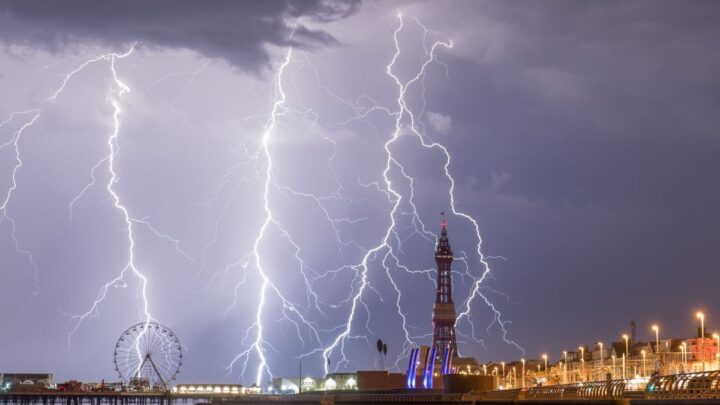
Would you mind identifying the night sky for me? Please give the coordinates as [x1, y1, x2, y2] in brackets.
[1, 0, 720, 386]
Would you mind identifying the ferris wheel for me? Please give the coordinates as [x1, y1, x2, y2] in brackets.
[113, 322, 182, 388]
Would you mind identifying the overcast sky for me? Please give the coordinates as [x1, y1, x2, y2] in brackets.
[1, 0, 720, 385]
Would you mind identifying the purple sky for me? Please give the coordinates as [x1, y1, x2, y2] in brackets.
[1, 0, 720, 386]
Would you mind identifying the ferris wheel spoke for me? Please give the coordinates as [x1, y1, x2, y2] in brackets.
[117, 350, 141, 361]
[156, 364, 170, 380]
[145, 325, 157, 349]
[118, 354, 141, 364]
[121, 357, 142, 373]
[136, 329, 149, 355]
[122, 345, 144, 366]
[148, 328, 164, 353]
[116, 344, 141, 353]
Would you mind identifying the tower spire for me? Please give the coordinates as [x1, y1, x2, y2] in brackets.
[432, 213, 457, 357]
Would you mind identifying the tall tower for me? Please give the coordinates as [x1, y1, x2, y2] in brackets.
[432, 213, 457, 356]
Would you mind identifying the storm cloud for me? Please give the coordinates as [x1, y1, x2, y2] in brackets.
[0, 0, 359, 72]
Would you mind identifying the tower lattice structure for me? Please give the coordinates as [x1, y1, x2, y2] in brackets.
[432, 214, 457, 356]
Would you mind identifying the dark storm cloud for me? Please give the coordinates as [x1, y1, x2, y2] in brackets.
[432, 0, 720, 209]
[0, 0, 359, 72]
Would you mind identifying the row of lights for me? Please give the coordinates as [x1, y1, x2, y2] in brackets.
[173, 386, 242, 394]
[500, 311, 718, 386]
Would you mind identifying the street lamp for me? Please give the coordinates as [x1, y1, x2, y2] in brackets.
[622, 334, 630, 378]
[641, 350, 647, 377]
[714, 333, 720, 371]
[622, 334, 630, 357]
[697, 312, 706, 371]
[681, 342, 687, 373]
[558, 361, 563, 383]
[652, 325, 660, 351]
[521, 358, 525, 389]
[652, 324, 660, 374]
[542, 354, 548, 372]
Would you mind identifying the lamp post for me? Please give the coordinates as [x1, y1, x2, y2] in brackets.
[521, 358, 525, 389]
[641, 350, 647, 377]
[697, 312, 706, 371]
[714, 333, 720, 370]
[681, 342, 687, 373]
[623, 334, 630, 378]
[623, 334, 630, 357]
[652, 324, 660, 374]
[558, 361, 563, 384]
[652, 325, 660, 352]
[542, 354, 548, 373]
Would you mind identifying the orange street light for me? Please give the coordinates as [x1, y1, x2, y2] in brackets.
[697, 312, 706, 371]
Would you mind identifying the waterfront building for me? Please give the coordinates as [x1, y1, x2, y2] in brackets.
[0, 374, 53, 391]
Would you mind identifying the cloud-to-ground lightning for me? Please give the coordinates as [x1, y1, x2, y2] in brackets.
[0, 111, 42, 292]
[48, 47, 157, 376]
[385, 14, 525, 356]
[47, 46, 190, 360]
[225, 45, 302, 386]
[224, 44, 343, 386]
[0, 45, 166, 375]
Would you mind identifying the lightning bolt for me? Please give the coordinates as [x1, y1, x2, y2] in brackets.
[244, 45, 294, 386]
[0, 111, 42, 293]
[47, 47, 156, 375]
[390, 14, 525, 356]
[0, 44, 163, 378]
[225, 46, 298, 386]
[147, 61, 211, 106]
